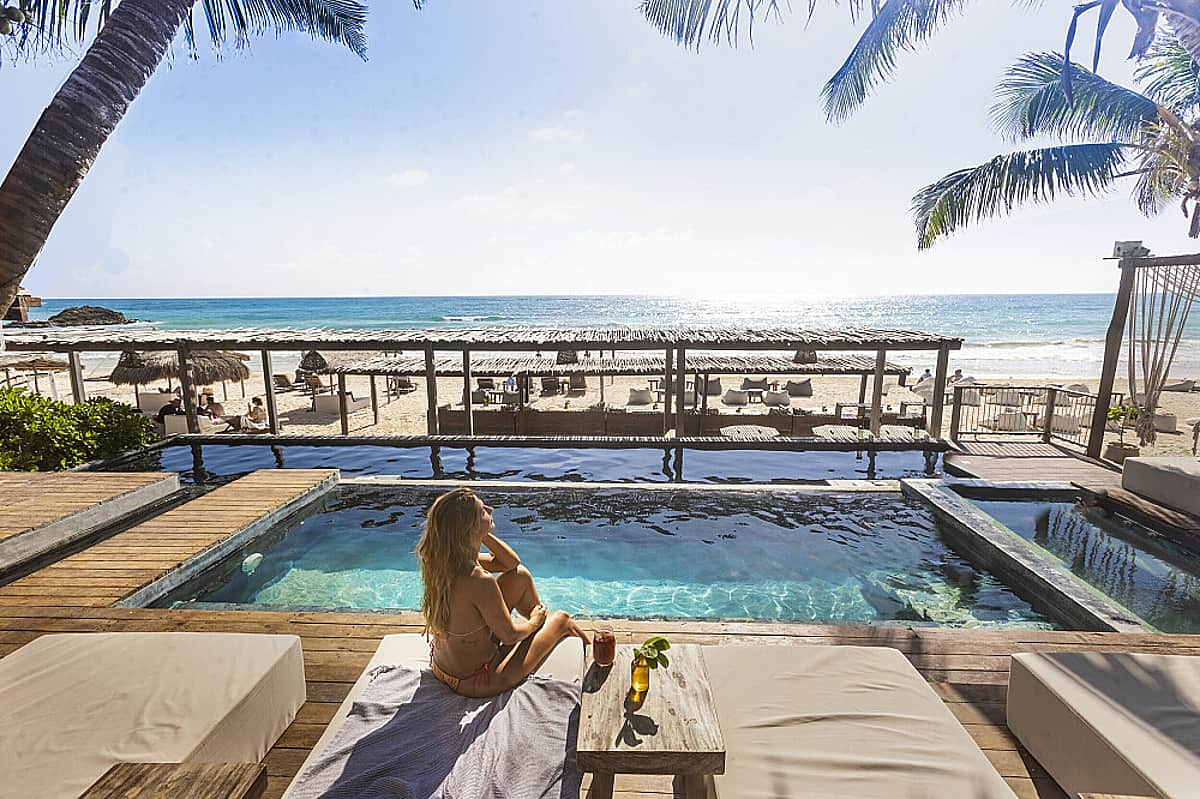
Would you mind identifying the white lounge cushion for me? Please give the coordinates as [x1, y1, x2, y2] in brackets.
[992, 409, 1030, 432]
[285, 633, 584, 796]
[1008, 651, 1200, 799]
[1155, 411, 1179, 433]
[703, 646, 1015, 798]
[0, 632, 305, 799]
[989, 388, 1023, 406]
[163, 414, 226, 435]
[784, 378, 812, 397]
[762, 390, 789, 407]
[627, 387, 653, 405]
[721, 389, 748, 406]
[1123, 456, 1200, 518]
[314, 393, 370, 414]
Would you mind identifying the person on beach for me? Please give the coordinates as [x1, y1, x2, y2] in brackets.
[417, 487, 588, 698]
[240, 396, 268, 431]
[950, 369, 964, 383]
[155, 396, 185, 423]
[504, 374, 518, 393]
[918, 368, 933, 382]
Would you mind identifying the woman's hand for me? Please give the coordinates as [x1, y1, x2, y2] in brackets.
[478, 531, 521, 573]
[529, 603, 548, 629]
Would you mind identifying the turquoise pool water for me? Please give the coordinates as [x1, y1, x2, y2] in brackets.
[972, 499, 1200, 634]
[160, 486, 1052, 628]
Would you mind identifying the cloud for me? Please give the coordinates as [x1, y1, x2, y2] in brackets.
[386, 168, 431, 188]
[528, 125, 583, 144]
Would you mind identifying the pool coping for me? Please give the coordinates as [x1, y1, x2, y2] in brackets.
[901, 478, 1151, 634]
[341, 476, 904, 492]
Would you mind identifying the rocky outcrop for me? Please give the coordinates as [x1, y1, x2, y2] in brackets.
[46, 306, 133, 326]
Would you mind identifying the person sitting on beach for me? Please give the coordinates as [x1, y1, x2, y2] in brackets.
[504, 374, 518, 392]
[240, 397, 268, 431]
[417, 488, 587, 698]
[155, 397, 184, 423]
[918, 368, 933, 382]
[949, 369, 964, 384]
[207, 399, 226, 418]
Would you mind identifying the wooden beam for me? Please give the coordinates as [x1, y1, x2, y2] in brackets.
[857, 373, 868, 404]
[462, 350, 474, 436]
[424, 345, 439, 435]
[176, 348, 199, 434]
[67, 351, 86, 405]
[260, 351, 279, 435]
[675, 346, 686, 436]
[869, 349, 886, 435]
[663, 347, 673, 435]
[337, 373, 349, 436]
[1088, 259, 1138, 458]
[370, 375, 379, 426]
[928, 343, 951, 438]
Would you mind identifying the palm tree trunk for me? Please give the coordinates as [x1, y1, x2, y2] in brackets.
[0, 0, 194, 316]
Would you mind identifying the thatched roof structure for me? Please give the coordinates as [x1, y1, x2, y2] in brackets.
[298, 350, 379, 373]
[0, 352, 68, 371]
[109, 350, 250, 386]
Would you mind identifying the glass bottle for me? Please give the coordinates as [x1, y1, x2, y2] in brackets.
[631, 653, 650, 693]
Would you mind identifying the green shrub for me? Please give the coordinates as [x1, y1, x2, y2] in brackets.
[0, 387, 158, 471]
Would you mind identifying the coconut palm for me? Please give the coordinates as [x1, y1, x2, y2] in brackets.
[0, 0, 371, 318]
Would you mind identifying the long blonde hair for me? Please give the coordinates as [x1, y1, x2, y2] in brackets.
[416, 488, 482, 634]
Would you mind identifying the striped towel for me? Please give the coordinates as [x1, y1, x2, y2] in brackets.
[289, 665, 582, 799]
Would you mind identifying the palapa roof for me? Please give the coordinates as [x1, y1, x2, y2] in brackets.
[0, 326, 962, 353]
[0, 352, 68, 371]
[108, 350, 250, 386]
[318, 353, 910, 378]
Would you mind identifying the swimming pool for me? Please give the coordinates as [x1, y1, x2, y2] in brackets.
[125, 443, 940, 485]
[156, 484, 1052, 628]
[971, 498, 1200, 634]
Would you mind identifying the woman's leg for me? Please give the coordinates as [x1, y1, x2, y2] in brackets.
[496, 564, 541, 617]
[461, 611, 586, 696]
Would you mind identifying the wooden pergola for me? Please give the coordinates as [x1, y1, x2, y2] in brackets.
[0, 326, 961, 439]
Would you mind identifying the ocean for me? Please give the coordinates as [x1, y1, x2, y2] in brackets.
[22, 294, 1199, 379]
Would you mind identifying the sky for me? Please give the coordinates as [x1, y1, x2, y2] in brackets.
[2, 1, 1196, 298]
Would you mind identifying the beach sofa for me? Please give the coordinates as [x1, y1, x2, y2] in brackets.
[1122, 456, 1200, 518]
[784, 378, 812, 397]
[1008, 651, 1200, 799]
[162, 413, 226, 435]
[628, 387, 653, 406]
[314, 392, 370, 415]
[721, 388, 748, 406]
[703, 645, 1016, 798]
[0, 632, 305, 799]
[136, 391, 179, 415]
[282, 633, 585, 797]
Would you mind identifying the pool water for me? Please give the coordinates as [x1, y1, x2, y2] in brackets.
[972, 499, 1200, 634]
[132, 443, 938, 485]
[159, 485, 1052, 628]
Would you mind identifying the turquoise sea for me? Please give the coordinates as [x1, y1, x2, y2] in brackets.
[23, 293, 1200, 378]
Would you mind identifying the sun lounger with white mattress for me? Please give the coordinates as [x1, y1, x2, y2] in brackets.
[0, 632, 305, 799]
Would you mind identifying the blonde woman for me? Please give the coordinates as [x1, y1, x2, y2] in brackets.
[416, 488, 587, 697]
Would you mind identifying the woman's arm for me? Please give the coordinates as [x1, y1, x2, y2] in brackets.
[472, 576, 545, 645]
[477, 532, 521, 574]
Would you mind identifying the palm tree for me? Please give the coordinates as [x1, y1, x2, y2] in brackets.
[0, 0, 370, 318]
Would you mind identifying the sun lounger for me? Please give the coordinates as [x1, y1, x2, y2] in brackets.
[162, 414, 226, 436]
[314, 392, 370, 415]
[273, 374, 298, 392]
[762, 389, 789, 406]
[704, 377, 723, 396]
[389, 375, 417, 395]
[739, 377, 768, 391]
[628, 387, 653, 406]
[541, 377, 561, 396]
[1008, 651, 1200, 799]
[0, 632, 304, 799]
[812, 424, 872, 442]
[784, 378, 812, 397]
[721, 388, 748, 406]
[1162, 379, 1196, 392]
[568, 373, 587, 394]
[283, 633, 584, 798]
[702, 645, 1016, 798]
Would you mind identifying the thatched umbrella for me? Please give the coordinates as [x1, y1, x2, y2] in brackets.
[0, 352, 68, 393]
[110, 350, 251, 403]
[299, 350, 377, 373]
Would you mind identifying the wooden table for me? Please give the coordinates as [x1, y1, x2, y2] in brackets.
[578, 644, 725, 799]
[82, 762, 266, 799]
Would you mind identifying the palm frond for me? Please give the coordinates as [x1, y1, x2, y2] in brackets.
[637, 0, 882, 49]
[912, 143, 1127, 249]
[991, 52, 1160, 143]
[822, 0, 972, 123]
[1134, 36, 1200, 113]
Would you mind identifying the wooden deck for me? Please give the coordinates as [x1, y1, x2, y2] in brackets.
[945, 441, 1122, 489]
[0, 470, 336, 608]
[0, 471, 176, 544]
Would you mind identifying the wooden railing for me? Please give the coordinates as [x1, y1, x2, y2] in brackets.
[947, 384, 1120, 450]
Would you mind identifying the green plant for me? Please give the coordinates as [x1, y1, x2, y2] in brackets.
[0, 387, 157, 471]
[634, 636, 671, 669]
[1108, 403, 1140, 445]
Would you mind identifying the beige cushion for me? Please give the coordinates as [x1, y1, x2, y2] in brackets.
[627, 387, 653, 405]
[722, 389, 748, 406]
[284, 633, 585, 796]
[0, 632, 304, 799]
[314, 393, 369, 414]
[1122, 457, 1200, 518]
[1008, 651, 1200, 799]
[703, 646, 1015, 798]
[1155, 412, 1179, 433]
[762, 390, 789, 407]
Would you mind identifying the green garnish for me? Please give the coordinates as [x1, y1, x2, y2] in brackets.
[635, 636, 671, 669]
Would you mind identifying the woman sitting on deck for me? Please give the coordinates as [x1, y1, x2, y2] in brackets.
[417, 488, 587, 697]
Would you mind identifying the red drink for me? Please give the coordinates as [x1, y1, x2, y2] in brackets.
[593, 626, 616, 667]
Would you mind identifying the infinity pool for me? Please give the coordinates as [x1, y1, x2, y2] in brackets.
[158, 485, 1052, 628]
[972, 499, 1200, 634]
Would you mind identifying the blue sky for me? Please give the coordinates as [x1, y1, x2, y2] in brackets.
[3, 2, 1195, 298]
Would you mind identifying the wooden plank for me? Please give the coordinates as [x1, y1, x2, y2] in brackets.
[81, 762, 266, 799]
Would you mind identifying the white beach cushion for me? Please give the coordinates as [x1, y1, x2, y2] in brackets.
[762, 390, 789, 407]
[627, 387, 653, 405]
[1122, 456, 1200, 518]
[989, 388, 1023, 406]
[1155, 411, 1179, 433]
[0, 632, 304, 799]
[284, 632, 585, 796]
[703, 645, 1015, 798]
[784, 378, 812, 397]
[721, 389, 748, 406]
[1008, 651, 1200, 799]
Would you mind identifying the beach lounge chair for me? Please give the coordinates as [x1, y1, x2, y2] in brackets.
[502, 390, 522, 406]
[704, 377, 723, 396]
[541, 377, 560, 396]
[568, 373, 587, 394]
[1162, 378, 1196, 392]
[0, 632, 305, 799]
[762, 389, 790, 407]
[389, 375, 417, 395]
[470, 389, 488, 405]
[703, 645, 1016, 798]
[721, 388, 748, 406]
[784, 378, 812, 398]
[739, 377, 769, 391]
[1008, 651, 1200, 799]
[273, 374, 298, 392]
[304, 374, 332, 395]
[314, 392, 370, 415]
[282, 634, 584, 798]
[162, 414, 226, 436]
[628, 387, 653, 406]
[476, 377, 495, 390]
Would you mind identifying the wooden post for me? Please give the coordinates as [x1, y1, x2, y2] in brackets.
[663, 346, 673, 434]
[1043, 387, 1058, 443]
[599, 373, 605, 405]
[675, 346, 686, 435]
[462, 350, 474, 436]
[949, 386, 964, 441]
[928, 344, 951, 438]
[67, 351, 86, 405]
[176, 348, 199, 434]
[869, 349, 886, 435]
[370, 375, 379, 426]
[222, 380, 228, 401]
[1088, 259, 1138, 458]
[260, 351, 280, 434]
[337, 373, 349, 436]
[857, 373, 868, 404]
[701, 372, 709, 424]
[424, 345, 439, 435]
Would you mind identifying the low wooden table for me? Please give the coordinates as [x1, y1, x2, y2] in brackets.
[82, 762, 266, 799]
[578, 644, 725, 799]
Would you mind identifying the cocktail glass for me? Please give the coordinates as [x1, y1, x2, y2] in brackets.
[593, 624, 616, 667]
